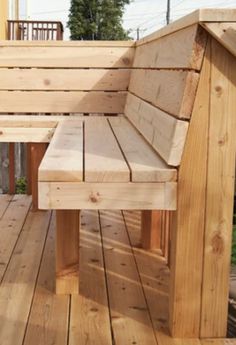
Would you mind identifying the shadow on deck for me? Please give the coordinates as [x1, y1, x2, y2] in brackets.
[0, 194, 234, 345]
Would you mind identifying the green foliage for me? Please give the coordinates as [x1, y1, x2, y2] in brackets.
[68, 0, 131, 40]
[16, 177, 27, 194]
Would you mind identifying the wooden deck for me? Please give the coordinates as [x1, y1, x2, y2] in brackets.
[0, 194, 235, 345]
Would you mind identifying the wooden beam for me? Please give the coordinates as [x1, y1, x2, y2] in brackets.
[0, 46, 134, 68]
[38, 182, 177, 211]
[169, 39, 211, 337]
[124, 93, 189, 166]
[137, 9, 236, 46]
[141, 211, 162, 250]
[129, 70, 199, 119]
[200, 38, 236, 338]
[134, 24, 207, 70]
[201, 22, 236, 58]
[39, 120, 83, 182]
[0, 68, 131, 91]
[30, 143, 48, 211]
[56, 210, 80, 295]
[0, 91, 127, 114]
[0, 127, 55, 143]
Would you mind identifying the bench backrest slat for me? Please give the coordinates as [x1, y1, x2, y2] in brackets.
[125, 93, 189, 166]
[0, 42, 135, 114]
[134, 24, 207, 70]
[124, 24, 207, 166]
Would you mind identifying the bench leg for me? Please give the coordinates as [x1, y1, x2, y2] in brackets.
[141, 211, 162, 250]
[29, 143, 47, 211]
[56, 210, 80, 295]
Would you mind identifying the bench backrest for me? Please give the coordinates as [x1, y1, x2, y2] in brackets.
[0, 41, 135, 114]
[124, 24, 207, 166]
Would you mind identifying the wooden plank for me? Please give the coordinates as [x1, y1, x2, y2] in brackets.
[39, 120, 83, 182]
[169, 40, 211, 337]
[30, 143, 48, 211]
[0, 195, 32, 282]
[0, 115, 70, 128]
[100, 210, 158, 345]
[201, 341, 236, 345]
[134, 24, 207, 70]
[38, 181, 177, 211]
[200, 39, 236, 338]
[109, 116, 177, 181]
[129, 70, 199, 119]
[0, 91, 127, 114]
[56, 210, 80, 295]
[0, 46, 135, 67]
[0, 40, 135, 47]
[137, 9, 236, 46]
[0, 68, 131, 91]
[124, 93, 189, 165]
[84, 117, 130, 182]
[0, 127, 55, 142]
[201, 22, 236, 58]
[0, 209, 51, 345]
[70, 210, 113, 345]
[0, 194, 12, 219]
[141, 211, 162, 250]
[23, 214, 70, 345]
[123, 210, 202, 345]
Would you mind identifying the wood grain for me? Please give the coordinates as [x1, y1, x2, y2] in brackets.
[129, 70, 199, 118]
[0, 91, 127, 114]
[30, 143, 48, 211]
[200, 39, 236, 338]
[56, 210, 80, 295]
[169, 40, 211, 337]
[84, 117, 130, 182]
[23, 214, 70, 345]
[109, 116, 177, 182]
[0, 209, 51, 345]
[0, 46, 135, 68]
[39, 120, 83, 182]
[134, 24, 207, 70]
[38, 181, 177, 211]
[124, 93, 189, 166]
[0, 68, 131, 91]
[201, 22, 236, 59]
[70, 210, 113, 345]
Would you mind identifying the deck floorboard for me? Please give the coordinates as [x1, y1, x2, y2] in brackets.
[0, 195, 234, 345]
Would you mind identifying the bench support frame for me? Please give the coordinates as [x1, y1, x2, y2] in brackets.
[56, 210, 80, 295]
[169, 38, 236, 338]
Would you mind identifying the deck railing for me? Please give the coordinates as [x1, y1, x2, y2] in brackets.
[7, 20, 64, 41]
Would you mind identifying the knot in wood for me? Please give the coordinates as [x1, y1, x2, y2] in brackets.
[215, 85, 223, 97]
[122, 57, 130, 65]
[211, 232, 224, 256]
[89, 192, 100, 203]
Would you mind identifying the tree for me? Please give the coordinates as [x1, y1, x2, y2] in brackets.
[68, 0, 131, 40]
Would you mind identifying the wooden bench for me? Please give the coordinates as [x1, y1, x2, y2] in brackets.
[0, 9, 236, 340]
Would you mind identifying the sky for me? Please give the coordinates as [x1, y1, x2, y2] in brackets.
[19, 0, 236, 40]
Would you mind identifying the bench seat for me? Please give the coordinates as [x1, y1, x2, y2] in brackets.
[37, 116, 177, 210]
